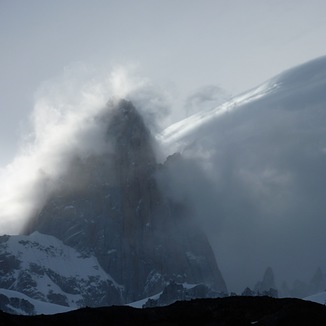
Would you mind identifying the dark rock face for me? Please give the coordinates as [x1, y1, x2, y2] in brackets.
[0, 294, 35, 315]
[25, 99, 226, 304]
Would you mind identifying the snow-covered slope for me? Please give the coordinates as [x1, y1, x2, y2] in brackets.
[0, 232, 122, 314]
[304, 291, 326, 305]
[156, 55, 326, 293]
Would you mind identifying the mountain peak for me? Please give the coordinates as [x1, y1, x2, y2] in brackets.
[24, 100, 227, 304]
[105, 98, 156, 169]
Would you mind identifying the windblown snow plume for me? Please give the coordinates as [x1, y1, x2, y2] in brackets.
[0, 64, 169, 235]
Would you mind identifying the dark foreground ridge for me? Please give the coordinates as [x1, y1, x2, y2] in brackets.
[1, 296, 326, 326]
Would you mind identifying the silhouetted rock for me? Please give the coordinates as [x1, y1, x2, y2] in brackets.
[255, 267, 278, 297]
[1, 297, 326, 325]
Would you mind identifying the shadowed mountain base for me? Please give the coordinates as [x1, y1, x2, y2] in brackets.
[1, 296, 326, 325]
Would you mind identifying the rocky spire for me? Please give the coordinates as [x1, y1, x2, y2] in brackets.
[25, 99, 227, 303]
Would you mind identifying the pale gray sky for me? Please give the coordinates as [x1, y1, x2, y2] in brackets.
[1, 1, 326, 164]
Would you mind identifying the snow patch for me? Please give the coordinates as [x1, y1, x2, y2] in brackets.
[304, 291, 326, 305]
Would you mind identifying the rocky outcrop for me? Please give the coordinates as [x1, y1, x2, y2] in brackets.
[0, 294, 35, 315]
[25, 99, 227, 304]
[255, 267, 277, 292]
[143, 281, 226, 308]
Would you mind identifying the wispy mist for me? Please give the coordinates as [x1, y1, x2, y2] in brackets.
[159, 57, 326, 293]
[0, 64, 170, 235]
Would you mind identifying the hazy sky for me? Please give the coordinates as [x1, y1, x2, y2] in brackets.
[1, 0, 326, 164]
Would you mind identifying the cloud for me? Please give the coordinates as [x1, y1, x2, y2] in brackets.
[184, 85, 231, 117]
[157, 57, 326, 292]
[0, 63, 170, 235]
